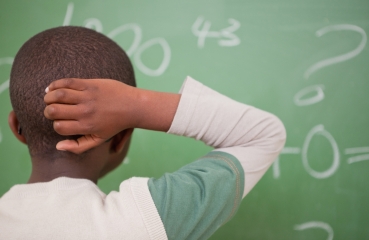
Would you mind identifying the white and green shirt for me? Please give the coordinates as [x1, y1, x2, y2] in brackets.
[0, 77, 286, 240]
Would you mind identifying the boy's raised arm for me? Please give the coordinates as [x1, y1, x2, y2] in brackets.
[146, 76, 286, 239]
[167, 76, 286, 197]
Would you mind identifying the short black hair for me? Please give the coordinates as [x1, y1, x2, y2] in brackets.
[10, 26, 136, 159]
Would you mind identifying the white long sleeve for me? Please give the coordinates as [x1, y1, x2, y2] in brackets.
[168, 76, 286, 197]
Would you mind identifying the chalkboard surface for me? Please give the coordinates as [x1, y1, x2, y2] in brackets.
[1, 0, 368, 239]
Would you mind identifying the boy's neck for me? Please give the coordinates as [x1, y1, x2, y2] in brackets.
[28, 157, 100, 184]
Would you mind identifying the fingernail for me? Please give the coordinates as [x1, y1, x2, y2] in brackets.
[56, 145, 66, 151]
[45, 87, 49, 93]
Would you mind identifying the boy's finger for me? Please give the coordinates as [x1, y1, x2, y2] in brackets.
[53, 120, 91, 136]
[44, 104, 82, 120]
[46, 78, 86, 93]
[44, 89, 83, 105]
[56, 136, 106, 154]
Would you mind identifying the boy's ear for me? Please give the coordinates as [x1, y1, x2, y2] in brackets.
[99, 129, 133, 178]
[8, 111, 27, 145]
[110, 128, 134, 154]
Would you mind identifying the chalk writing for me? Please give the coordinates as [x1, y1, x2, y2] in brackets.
[108, 24, 142, 57]
[192, 16, 240, 48]
[134, 38, 171, 76]
[0, 58, 13, 144]
[123, 157, 130, 165]
[0, 57, 13, 66]
[302, 125, 340, 179]
[62, 2, 74, 26]
[108, 25, 171, 76]
[294, 221, 334, 240]
[345, 147, 369, 154]
[304, 24, 367, 79]
[84, 18, 103, 33]
[0, 80, 9, 96]
[273, 125, 340, 179]
[294, 24, 367, 106]
[294, 84, 325, 106]
[0, 57, 13, 95]
[345, 147, 369, 164]
[63, 2, 171, 77]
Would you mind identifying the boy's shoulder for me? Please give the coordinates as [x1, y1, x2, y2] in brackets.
[0, 177, 166, 240]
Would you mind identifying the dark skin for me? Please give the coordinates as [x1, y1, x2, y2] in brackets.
[8, 78, 181, 184]
[8, 111, 133, 184]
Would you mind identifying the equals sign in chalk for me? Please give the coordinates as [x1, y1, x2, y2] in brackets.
[344, 147, 369, 164]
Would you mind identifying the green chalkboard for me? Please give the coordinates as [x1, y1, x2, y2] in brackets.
[1, 0, 368, 239]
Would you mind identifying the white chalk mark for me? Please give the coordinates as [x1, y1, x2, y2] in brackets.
[134, 38, 171, 76]
[84, 18, 103, 33]
[273, 147, 301, 178]
[0, 57, 13, 95]
[304, 24, 367, 79]
[192, 16, 240, 48]
[0, 128, 2, 143]
[219, 18, 241, 47]
[123, 157, 130, 164]
[221, 18, 240, 34]
[345, 147, 369, 154]
[108, 23, 142, 57]
[63, 2, 74, 26]
[192, 17, 220, 48]
[294, 84, 325, 106]
[0, 80, 9, 95]
[0, 57, 13, 65]
[192, 17, 221, 38]
[294, 221, 334, 240]
[197, 20, 212, 48]
[272, 158, 281, 179]
[107, 23, 170, 76]
[347, 154, 369, 164]
[282, 147, 301, 154]
[302, 125, 340, 179]
[346, 147, 369, 164]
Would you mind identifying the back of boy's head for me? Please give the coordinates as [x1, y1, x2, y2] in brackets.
[10, 26, 136, 159]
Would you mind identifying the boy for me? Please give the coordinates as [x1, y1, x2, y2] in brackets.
[0, 26, 286, 239]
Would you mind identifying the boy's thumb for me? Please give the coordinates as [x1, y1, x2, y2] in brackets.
[56, 136, 105, 154]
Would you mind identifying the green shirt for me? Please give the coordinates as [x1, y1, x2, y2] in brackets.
[148, 151, 244, 240]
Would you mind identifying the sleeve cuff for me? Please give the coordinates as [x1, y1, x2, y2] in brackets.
[167, 76, 203, 136]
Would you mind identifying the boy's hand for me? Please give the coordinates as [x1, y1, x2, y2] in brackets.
[44, 78, 181, 154]
[44, 78, 138, 154]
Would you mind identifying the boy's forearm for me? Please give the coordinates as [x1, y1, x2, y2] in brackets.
[133, 88, 181, 132]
